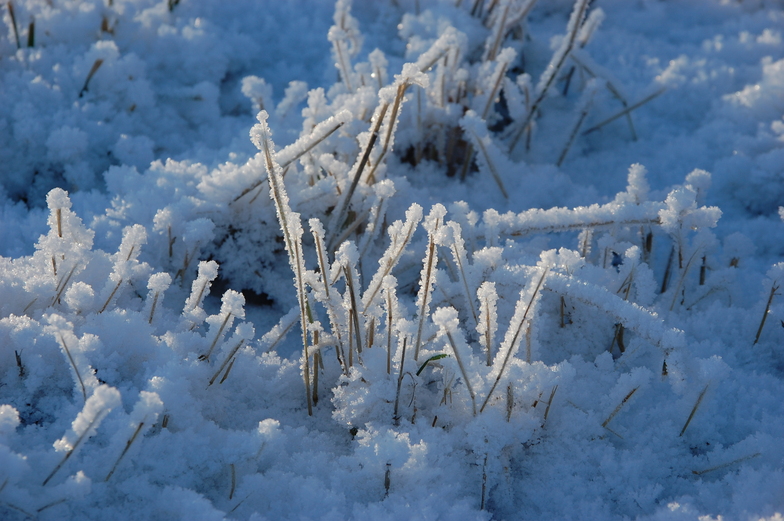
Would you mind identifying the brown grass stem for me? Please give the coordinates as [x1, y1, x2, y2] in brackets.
[105, 421, 145, 482]
[679, 384, 708, 437]
[57, 333, 86, 402]
[43, 409, 107, 486]
[601, 386, 638, 429]
[753, 282, 779, 345]
[583, 87, 665, 135]
[79, 59, 104, 98]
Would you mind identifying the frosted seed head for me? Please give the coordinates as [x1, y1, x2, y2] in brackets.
[432, 306, 459, 331]
[148, 272, 172, 292]
[220, 290, 246, 319]
[234, 322, 255, 341]
[46, 188, 72, 211]
[626, 163, 650, 203]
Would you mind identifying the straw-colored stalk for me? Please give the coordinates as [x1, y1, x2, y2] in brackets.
[79, 59, 104, 98]
[601, 386, 638, 435]
[414, 219, 441, 361]
[480, 269, 547, 413]
[105, 421, 146, 482]
[57, 333, 86, 402]
[208, 339, 246, 387]
[43, 408, 108, 486]
[679, 384, 708, 437]
[443, 329, 477, 415]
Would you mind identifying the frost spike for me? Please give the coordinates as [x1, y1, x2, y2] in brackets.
[414, 205, 447, 361]
[481, 268, 547, 413]
[251, 110, 312, 415]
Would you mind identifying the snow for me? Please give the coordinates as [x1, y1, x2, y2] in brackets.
[1, 0, 784, 519]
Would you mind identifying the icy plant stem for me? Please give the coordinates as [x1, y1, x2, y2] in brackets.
[414, 208, 445, 361]
[343, 265, 363, 355]
[257, 112, 312, 415]
[449, 222, 479, 329]
[557, 86, 596, 166]
[509, 0, 589, 152]
[583, 87, 665, 135]
[7, 1, 20, 49]
[679, 384, 709, 437]
[393, 338, 408, 426]
[99, 279, 123, 314]
[362, 204, 423, 309]
[79, 59, 104, 98]
[602, 386, 639, 431]
[753, 282, 779, 345]
[328, 104, 388, 249]
[57, 333, 86, 402]
[208, 339, 246, 387]
[692, 453, 761, 476]
[477, 281, 498, 366]
[43, 408, 108, 486]
[201, 312, 232, 361]
[105, 421, 145, 482]
[465, 126, 509, 198]
[480, 268, 547, 413]
[444, 330, 477, 415]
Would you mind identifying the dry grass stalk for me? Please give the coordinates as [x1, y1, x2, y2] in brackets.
[229, 464, 237, 500]
[601, 386, 638, 429]
[105, 421, 145, 481]
[414, 215, 442, 361]
[99, 279, 123, 314]
[329, 104, 389, 248]
[509, 0, 590, 152]
[57, 333, 86, 401]
[480, 268, 547, 413]
[51, 264, 77, 306]
[583, 87, 665, 135]
[148, 291, 160, 324]
[506, 382, 514, 422]
[208, 339, 246, 387]
[343, 265, 364, 356]
[7, 1, 20, 49]
[467, 127, 509, 198]
[79, 59, 104, 98]
[543, 385, 558, 424]
[660, 246, 675, 294]
[692, 452, 760, 476]
[393, 338, 409, 426]
[258, 114, 312, 415]
[443, 329, 477, 415]
[43, 408, 108, 486]
[200, 312, 233, 361]
[557, 87, 595, 166]
[679, 384, 708, 437]
[753, 281, 779, 345]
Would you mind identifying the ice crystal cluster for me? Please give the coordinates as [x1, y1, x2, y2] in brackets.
[1, 0, 784, 519]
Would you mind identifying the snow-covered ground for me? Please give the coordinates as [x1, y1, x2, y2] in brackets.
[1, 0, 784, 519]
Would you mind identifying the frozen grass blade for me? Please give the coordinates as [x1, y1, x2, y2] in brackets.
[679, 384, 709, 437]
[105, 421, 145, 482]
[434, 308, 477, 415]
[414, 205, 446, 361]
[481, 268, 547, 413]
[393, 337, 408, 426]
[692, 452, 760, 476]
[583, 87, 665, 135]
[79, 59, 104, 98]
[509, 0, 590, 152]
[601, 386, 638, 430]
[251, 111, 312, 415]
[753, 281, 779, 345]
[57, 333, 86, 402]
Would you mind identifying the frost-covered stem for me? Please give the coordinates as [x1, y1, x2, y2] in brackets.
[393, 338, 408, 426]
[386, 291, 394, 375]
[669, 247, 702, 311]
[79, 58, 104, 98]
[208, 339, 246, 387]
[148, 293, 160, 324]
[362, 204, 423, 310]
[465, 126, 508, 198]
[328, 104, 389, 250]
[201, 312, 232, 361]
[105, 421, 145, 482]
[557, 84, 596, 166]
[57, 333, 86, 402]
[255, 111, 312, 415]
[51, 264, 78, 306]
[601, 386, 639, 430]
[583, 87, 665, 135]
[509, 0, 589, 152]
[442, 324, 477, 415]
[43, 410, 107, 486]
[99, 279, 123, 314]
[679, 384, 709, 437]
[692, 453, 761, 476]
[381, 83, 410, 160]
[449, 222, 479, 330]
[480, 268, 547, 413]
[753, 282, 779, 345]
[343, 265, 363, 355]
[331, 31, 354, 93]
[484, 0, 509, 62]
[477, 281, 498, 366]
[414, 207, 446, 361]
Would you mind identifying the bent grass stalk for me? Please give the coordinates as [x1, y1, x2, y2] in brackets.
[443, 330, 477, 415]
[208, 339, 246, 387]
[582, 87, 665, 135]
